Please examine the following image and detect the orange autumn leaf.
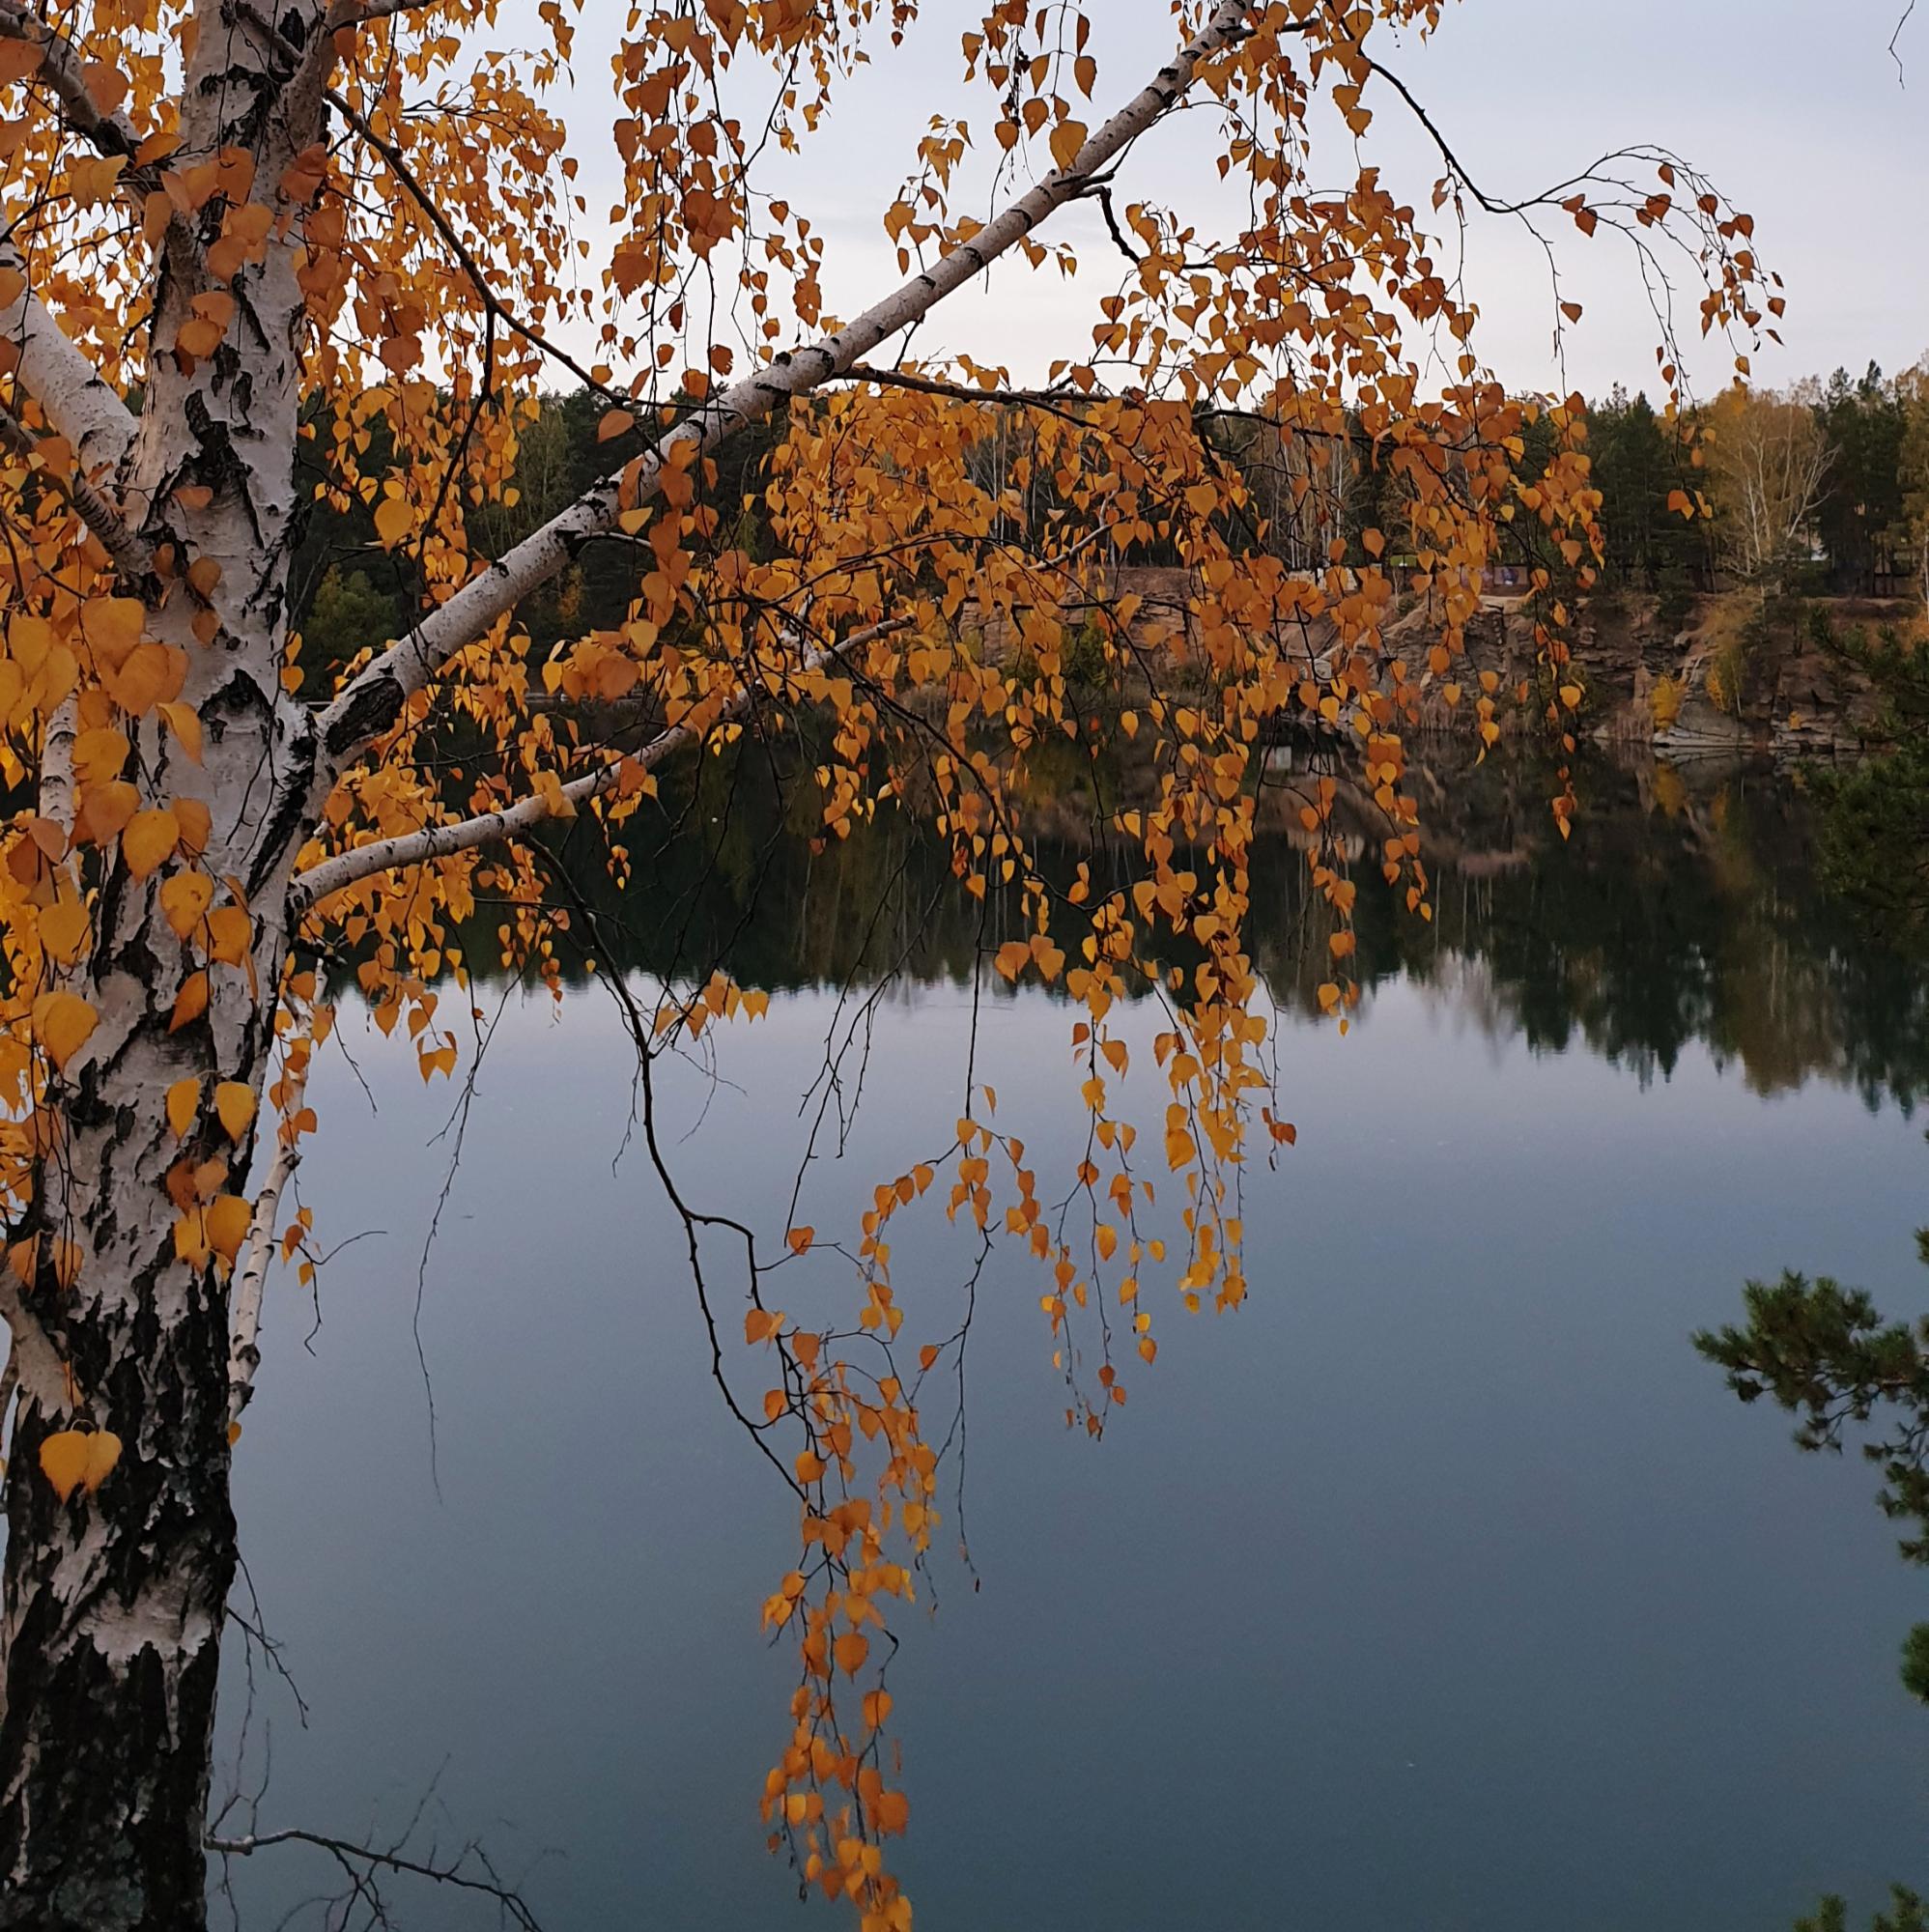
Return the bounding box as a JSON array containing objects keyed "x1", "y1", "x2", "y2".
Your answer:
[
  {"x1": 121, "y1": 808, "x2": 180, "y2": 882},
  {"x1": 373, "y1": 496, "x2": 412, "y2": 547},
  {"x1": 39, "y1": 1430, "x2": 120, "y2": 1502},
  {"x1": 205, "y1": 1194, "x2": 251, "y2": 1263},
  {"x1": 33, "y1": 991, "x2": 97, "y2": 1070},
  {"x1": 213, "y1": 1082, "x2": 255, "y2": 1142},
  {"x1": 159, "y1": 873, "x2": 213, "y2": 939},
  {"x1": 168, "y1": 971, "x2": 210, "y2": 1033},
  {"x1": 37, "y1": 899, "x2": 90, "y2": 965}
]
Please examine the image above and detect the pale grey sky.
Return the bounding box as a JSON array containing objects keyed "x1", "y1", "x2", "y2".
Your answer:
[{"x1": 490, "y1": 0, "x2": 1927, "y2": 402}]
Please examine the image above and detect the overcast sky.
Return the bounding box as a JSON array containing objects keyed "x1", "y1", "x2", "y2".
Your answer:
[{"x1": 496, "y1": 0, "x2": 1927, "y2": 402}]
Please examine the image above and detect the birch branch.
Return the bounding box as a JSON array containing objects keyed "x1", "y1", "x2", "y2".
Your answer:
[
  {"x1": 0, "y1": 396, "x2": 151, "y2": 578},
  {"x1": 308, "y1": 0, "x2": 1256, "y2": 784},
  {"x1": 0, "y1": 246, "x2": 138, "y2": 479},
  {"x1": 0, "y1": 1277, "x2": 70, "y2": 1418},
  {"x1": 0, "y1": 1, "x2": 144, "y2": 163},
  {"x1": 38, "y1": 693, "x2": 77, "y2": 836},
  {"x1": 289, "y1": 616, "x2": 907, "y2": 915},
  {"x1": 227, "y1": 1049, "x2": 309, "y2": 1429}
]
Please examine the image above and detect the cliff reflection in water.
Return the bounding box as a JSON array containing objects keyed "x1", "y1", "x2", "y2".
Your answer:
[{"x1": 390, "y1": 737, "x2": 1929, "y2": 1113}]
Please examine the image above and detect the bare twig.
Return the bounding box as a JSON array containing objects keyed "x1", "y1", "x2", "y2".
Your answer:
[{"x1": 207, "y1": 1823, "x2": 544, "y2": 1930}]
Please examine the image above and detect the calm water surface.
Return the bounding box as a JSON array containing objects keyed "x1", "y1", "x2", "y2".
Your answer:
[{"x1": 215, "y1": 755, "x2": 1929, "y2": 1930}]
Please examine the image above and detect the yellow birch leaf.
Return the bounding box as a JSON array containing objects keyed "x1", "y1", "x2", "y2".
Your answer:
[
  {"x1": 80, "y1": 597, "x2": 144, "y2": 669},
  {"x1": 39, "y1": 1431, "x2": 90, "y2": 1502},
  {"x1": 1048, "y1": 120, "x2": 1087, "y2": 171},
  {"x1": 373, "y1": 495, "x2": 412, "y2": 546},
  {"x1": 121, "y1": 808, "x2": 180, "y2": 881},
  {"x1": 206, "y1": 1193, "x2": 250, "y2": 1262},
  {"x1": 38, "y1": 899, "x2": 90, "y2": 965},
  {"x1": 206, "y1": 905, "x2": 251, "y2": 964},
  {"x1": 106, "y1": 641, "x2": 186, "y2": 716},
  {"x1": 166, "y1": 1077, "x2": 201, "y2": 1139},
  {"x1": 213, "y1": 1082, "x2": 254, "y2": 1141},
  {"x1": 78, "y1": 780, "x2": 139, "y2": 844},
  {"x1": 34, "y1": 991, "x2": 97, "y2": 1070},
  {"x1": 157, "y1": 703, "x2": 203, "y2": 762},
  {"x1": 71, "y1": 726, "x2": 129, "y2": 784},
  {"x1": 82, "y1": 1430, "x2": 121, "y2": 1493},
  {"x1": 173, "y1": 798, "x2": 213, "y2": 856},
  {"x1": 174, "y1": 1209, "x2": 210, "y2": 1267},
  {"x1": 169, "y1": 971, "x2": 210, "y2": 1032},
  {"x1": 159, "y1": 872, "x2": 213, "y2": 939}
]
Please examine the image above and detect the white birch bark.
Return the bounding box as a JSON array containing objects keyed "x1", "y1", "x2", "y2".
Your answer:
[{"x1": 0, "y1": 247, "x2": 137, "y2": 482}]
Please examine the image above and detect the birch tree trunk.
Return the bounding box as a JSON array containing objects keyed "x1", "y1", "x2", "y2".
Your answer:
[{"x1": 0, "y1": 10, "x2": 322, "y2": 1923}]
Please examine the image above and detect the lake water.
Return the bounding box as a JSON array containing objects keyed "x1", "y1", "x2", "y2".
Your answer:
[{"x1": 213, "y1": 752, "x2": 1929, "y2": 1931}]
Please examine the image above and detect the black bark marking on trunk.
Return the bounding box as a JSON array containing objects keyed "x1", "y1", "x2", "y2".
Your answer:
[
  {"x1": 0, "y1": 1263, "x2": 238, "y2": 1930},
  {"x1": 245, "y1": 708, "x2": 316, "y2": 901}
]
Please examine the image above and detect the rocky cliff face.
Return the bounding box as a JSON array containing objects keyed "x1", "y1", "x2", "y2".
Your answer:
[
  {"x1": 965, "y1": 565, "x2": 1919, "y2": 769},
  {"x1": 1438, "y1": 590, "x2": 1919, "y2": 765}
]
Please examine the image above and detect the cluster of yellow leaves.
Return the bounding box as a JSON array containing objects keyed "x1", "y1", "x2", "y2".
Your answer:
[{"x1": 38, "y1": 1426, "x2": 120, "y2": 1503}]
